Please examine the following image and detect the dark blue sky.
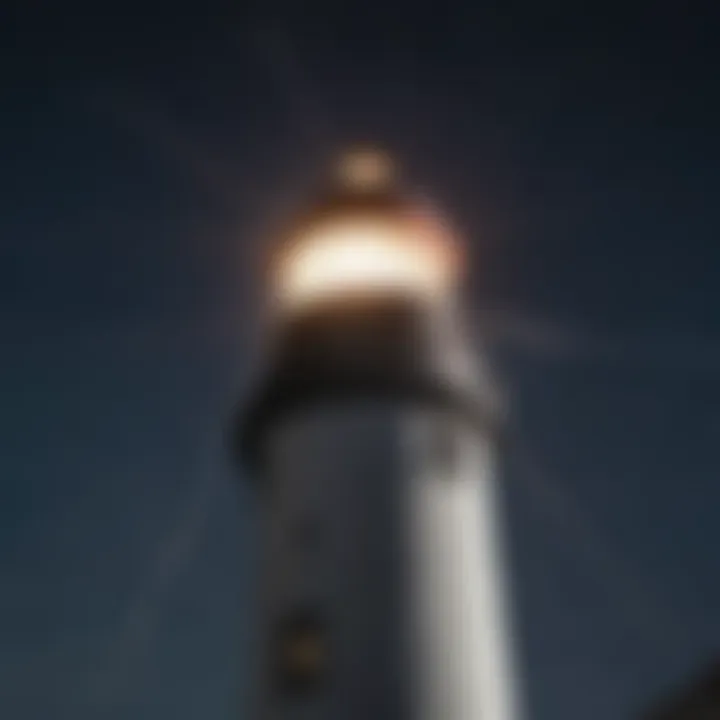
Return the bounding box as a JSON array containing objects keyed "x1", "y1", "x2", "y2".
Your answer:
[{"x1": 1, "y1": 3, "x2": 719, "y2": 718}]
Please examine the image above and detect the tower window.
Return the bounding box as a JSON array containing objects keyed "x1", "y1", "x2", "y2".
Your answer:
[{"x1": 273, "y1": 608, "x2": 328, "y2": 697}]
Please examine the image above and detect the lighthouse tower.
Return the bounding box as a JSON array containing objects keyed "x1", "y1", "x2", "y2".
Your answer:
[{"x1": 232, "y1": 152, "x2": 521, "y2": 720}]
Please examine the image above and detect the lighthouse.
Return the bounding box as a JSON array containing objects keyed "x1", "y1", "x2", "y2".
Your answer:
[{"x1": 232, "y1": 151, "x2": 521, "y2": 720}]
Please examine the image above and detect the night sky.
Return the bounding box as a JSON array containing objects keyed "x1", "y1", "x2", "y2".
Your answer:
[{"x1": 2, "y1": 3, "x2": 719, "y2": 719}]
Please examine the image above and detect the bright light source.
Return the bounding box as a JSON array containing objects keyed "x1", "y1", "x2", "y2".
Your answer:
[{"x1": 276, "y1": 213, "x2": 458, "y2": 308}]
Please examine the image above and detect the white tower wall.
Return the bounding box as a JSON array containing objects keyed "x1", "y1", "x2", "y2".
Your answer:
[{"x1": 406, "y1": 412, "x2": 519, "y2": 720}]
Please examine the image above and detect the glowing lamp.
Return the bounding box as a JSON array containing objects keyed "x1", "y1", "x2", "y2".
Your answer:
[{"x1": 275, "y1": 211, "x2": 458, "y2": 309}]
